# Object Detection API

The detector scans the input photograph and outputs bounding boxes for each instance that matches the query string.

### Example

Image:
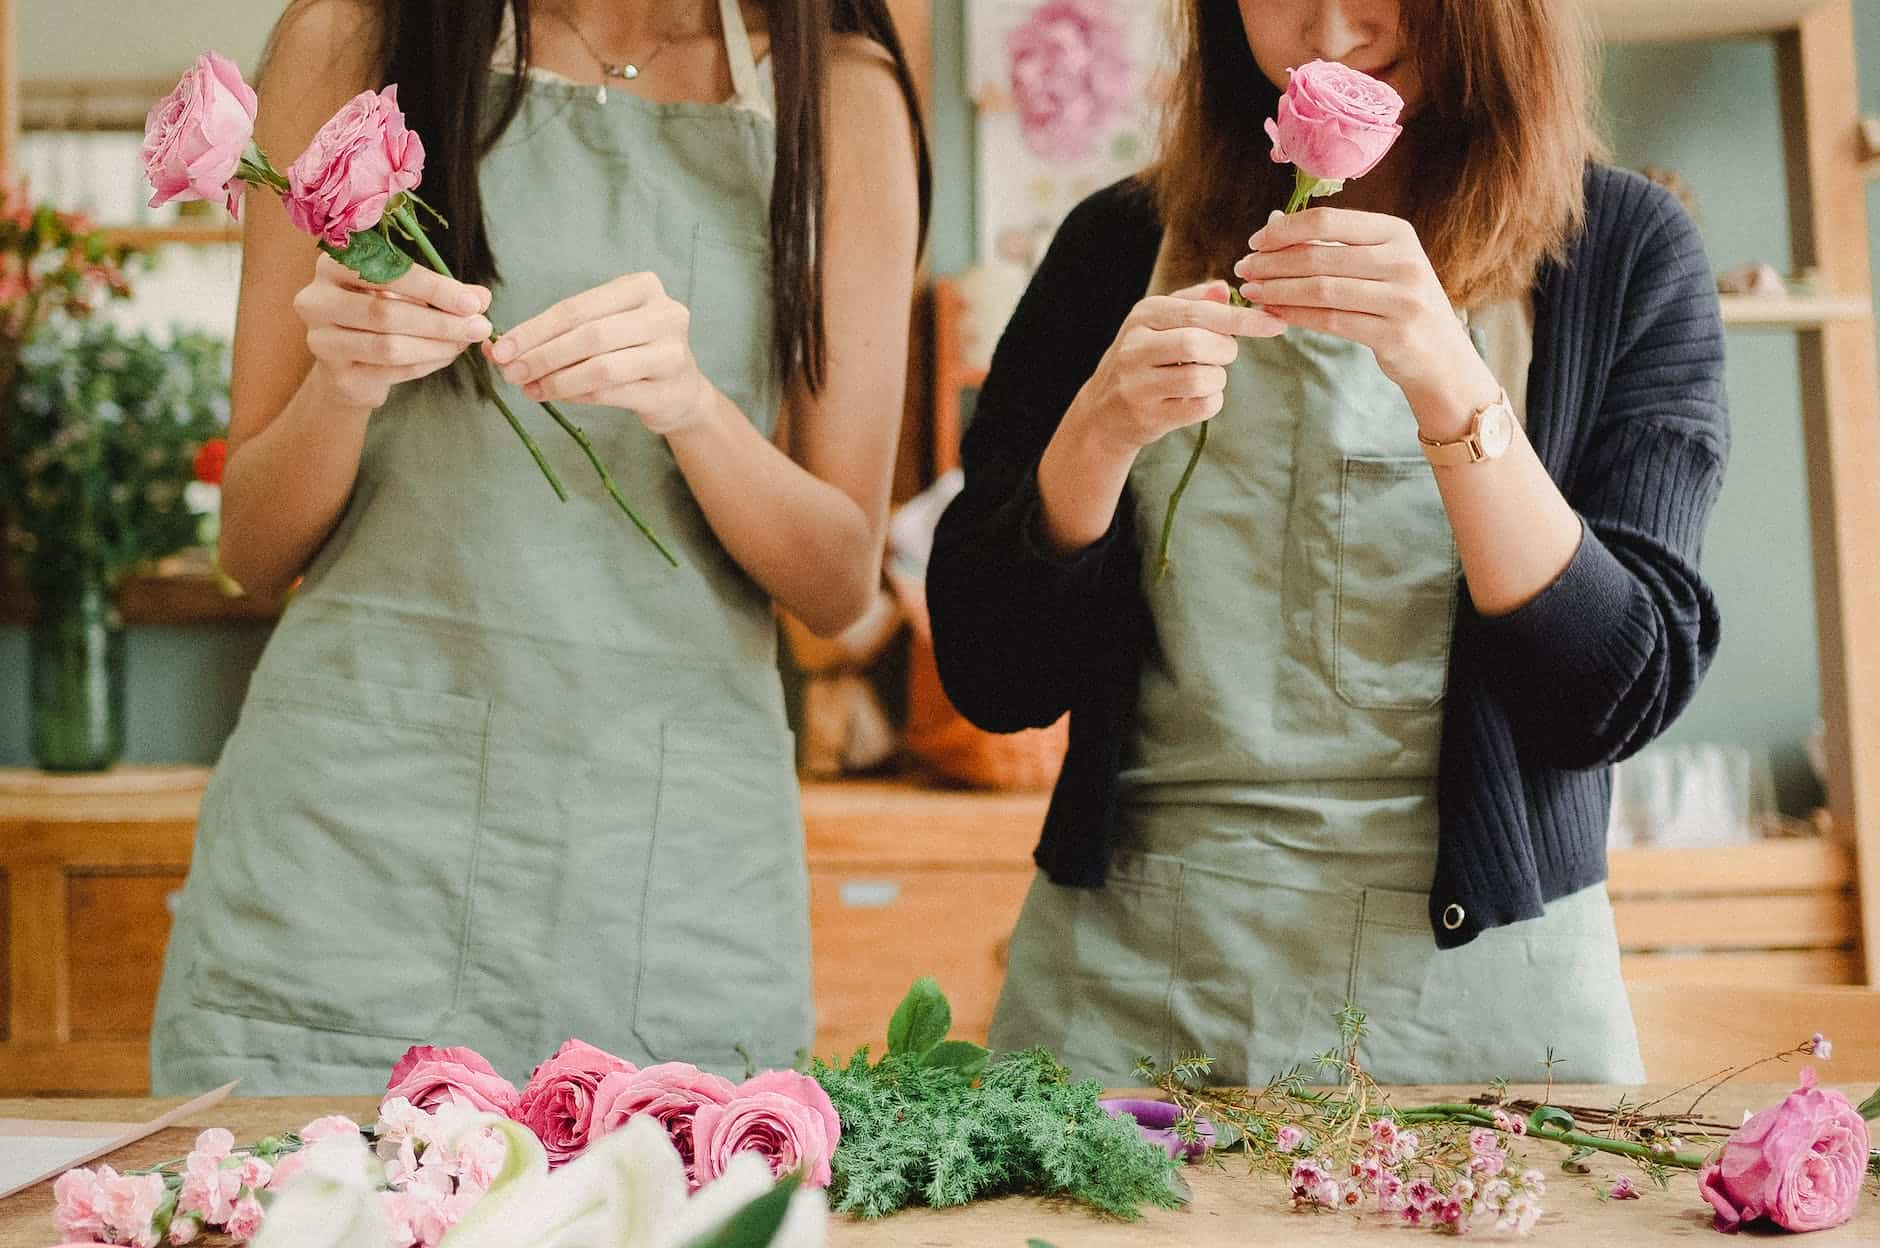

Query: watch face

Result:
[1479,404,1515,459]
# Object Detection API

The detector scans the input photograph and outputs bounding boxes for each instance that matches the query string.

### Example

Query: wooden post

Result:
[1777,0,1880,984]
[0,0,15,178]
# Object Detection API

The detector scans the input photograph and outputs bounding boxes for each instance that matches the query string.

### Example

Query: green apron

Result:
[150,0,810,1094]
[990,261,1643,1089]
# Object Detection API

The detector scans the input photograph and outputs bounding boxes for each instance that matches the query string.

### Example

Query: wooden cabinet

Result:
[0,768,1042,1095]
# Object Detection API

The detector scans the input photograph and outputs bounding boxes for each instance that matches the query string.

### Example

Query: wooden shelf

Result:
[0,568,284,628]
[99,224,241,248]
[1588,0,1830,42]
[1719,293,1874,326]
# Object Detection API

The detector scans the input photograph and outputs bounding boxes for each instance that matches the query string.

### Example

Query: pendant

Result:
[604,62,640,80]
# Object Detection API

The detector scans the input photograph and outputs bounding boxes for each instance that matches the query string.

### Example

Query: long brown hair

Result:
[273,0,931,395]
[1151,0,1599,306]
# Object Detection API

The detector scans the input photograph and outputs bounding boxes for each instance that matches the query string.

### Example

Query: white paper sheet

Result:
[0,1081,237,1199]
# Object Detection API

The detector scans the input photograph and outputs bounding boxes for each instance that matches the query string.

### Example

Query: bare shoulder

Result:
[825,34,915,153]
[259,0,380,152]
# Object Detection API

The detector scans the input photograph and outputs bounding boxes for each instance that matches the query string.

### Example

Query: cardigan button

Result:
[1442,903,1466,931]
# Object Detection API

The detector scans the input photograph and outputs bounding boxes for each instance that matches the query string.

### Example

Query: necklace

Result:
[548,6,680,102]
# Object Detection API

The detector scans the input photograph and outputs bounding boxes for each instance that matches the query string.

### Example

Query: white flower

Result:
[184,480,221,515]
[437,1115,826,1248]
[251,1131,391,1248]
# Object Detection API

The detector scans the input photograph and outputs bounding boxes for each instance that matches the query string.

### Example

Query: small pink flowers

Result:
[1274,1124,1307,1154]
[1810,1032,1832,1060]
[53,1166,166,1248]
[1608,1175,1642,1200]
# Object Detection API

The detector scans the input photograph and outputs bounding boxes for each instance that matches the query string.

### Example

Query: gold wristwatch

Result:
[1418,389,1515,467]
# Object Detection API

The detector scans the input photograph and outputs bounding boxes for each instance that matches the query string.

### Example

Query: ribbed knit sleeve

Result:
[1471,175,1728,770]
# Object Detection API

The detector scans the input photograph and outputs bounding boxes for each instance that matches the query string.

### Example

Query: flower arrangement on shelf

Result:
[0,180,142,401]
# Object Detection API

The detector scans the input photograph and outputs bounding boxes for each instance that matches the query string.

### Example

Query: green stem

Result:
[1284,167,1317,215]
[395,206,677,566]
[534,399,680,567]
[1154,419,1210,584]
[1392,1104,1711,1171]
[392,207,569,506]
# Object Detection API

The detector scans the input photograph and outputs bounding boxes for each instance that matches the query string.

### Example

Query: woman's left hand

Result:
[485,271,716,436]
[1233,207,1489,414]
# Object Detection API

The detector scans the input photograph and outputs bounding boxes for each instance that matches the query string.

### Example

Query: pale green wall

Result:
[6,10,1879,813]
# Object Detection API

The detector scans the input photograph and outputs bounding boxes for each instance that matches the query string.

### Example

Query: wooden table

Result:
[3,1087,1876,1245]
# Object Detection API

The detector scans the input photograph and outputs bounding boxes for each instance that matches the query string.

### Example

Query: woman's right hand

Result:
[1063,279,1283,453]
[292,254,494,409]
[1035,280,1281,556]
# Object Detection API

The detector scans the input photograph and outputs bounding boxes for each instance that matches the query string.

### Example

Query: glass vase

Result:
[29,575,126,772]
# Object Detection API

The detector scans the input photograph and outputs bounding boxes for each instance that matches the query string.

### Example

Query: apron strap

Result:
[718,0,767,112]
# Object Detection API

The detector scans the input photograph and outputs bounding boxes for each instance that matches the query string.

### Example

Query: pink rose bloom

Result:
[283,86,425,248]
[53,1169,107,1242]
[512,1038,636,1166]
[1006,0,1131,163]
[591,1062,739,1185]
[692,1070,841,1189]
[141,52,257,218]
[223,1195,266,1244]
[1698,1068,1869,1232]
[1264,59,1405,184]
[386,1045,519,1116]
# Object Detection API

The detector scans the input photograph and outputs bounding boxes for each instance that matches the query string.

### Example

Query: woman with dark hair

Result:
[929,0,1727,1086]
[150,0,928,1093]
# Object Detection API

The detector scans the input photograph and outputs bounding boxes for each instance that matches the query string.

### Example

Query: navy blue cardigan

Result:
[927,166,1728,948]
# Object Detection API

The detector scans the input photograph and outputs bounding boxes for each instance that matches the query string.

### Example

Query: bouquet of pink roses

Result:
[141,53,675,566]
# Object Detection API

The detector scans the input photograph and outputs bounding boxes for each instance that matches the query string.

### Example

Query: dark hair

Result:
[281,1,930,395]
[1152,0,1599,306]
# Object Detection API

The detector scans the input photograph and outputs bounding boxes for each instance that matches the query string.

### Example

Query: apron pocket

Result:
[187,673,491,1039]
[687,225,774,417]
[1330,456,1457,710]
[634,718,810,1066]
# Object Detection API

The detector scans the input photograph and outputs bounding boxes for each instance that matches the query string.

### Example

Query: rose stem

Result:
[1155,419,1210,584]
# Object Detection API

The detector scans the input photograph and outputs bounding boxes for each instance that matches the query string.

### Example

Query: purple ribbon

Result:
[1100,1098,1215,1162]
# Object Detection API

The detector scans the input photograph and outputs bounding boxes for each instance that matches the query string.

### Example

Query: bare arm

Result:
[217,0,490,598]
[494,39,921,636]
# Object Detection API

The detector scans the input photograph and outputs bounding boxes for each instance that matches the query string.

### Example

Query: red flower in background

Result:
[193,438,227,485]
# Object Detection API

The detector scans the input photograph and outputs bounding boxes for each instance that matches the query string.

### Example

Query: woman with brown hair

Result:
[929,0,1726,1085]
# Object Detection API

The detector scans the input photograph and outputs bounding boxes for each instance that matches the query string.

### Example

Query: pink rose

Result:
[141,52,257,219]
[512,1038,636,1166]
[386,1046,519,1116]
[283,86,425,247]
[591,1062,739,1186]
[1264,59,1404,184]
[1698,1068,1869,1232]
[691,1070,841,1190]
[1006,0,1132,163]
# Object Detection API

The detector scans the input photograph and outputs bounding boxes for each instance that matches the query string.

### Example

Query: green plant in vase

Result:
[1,322,230,770]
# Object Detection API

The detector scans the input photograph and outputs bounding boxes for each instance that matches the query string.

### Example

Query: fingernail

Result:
[1240,281,1263,300]
[492,339,516,363]
[1269,209,1285,224]
[466,316,492,340]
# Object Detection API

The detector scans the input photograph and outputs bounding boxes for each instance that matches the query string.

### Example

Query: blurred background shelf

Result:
[1589,0,1833,43]
[1719,293,1873,326]
[99,223,241,247]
